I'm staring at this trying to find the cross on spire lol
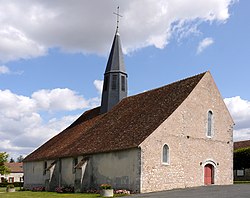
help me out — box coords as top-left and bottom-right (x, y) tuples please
(113, 6), (122, 32)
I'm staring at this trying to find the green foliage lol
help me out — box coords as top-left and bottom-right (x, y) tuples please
(0, 182), (23, 188)
(6, 184), (15, 189)
(0, 190), (100, 197)
(234, 147), (250, 169)
(100, 184), (112, 189)
(17, 155), (24, 163)
(0, 181), (8, 187)
(234, 181), (250, 184)
(0, 152), (10, 175)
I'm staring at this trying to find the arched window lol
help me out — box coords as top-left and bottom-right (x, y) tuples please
(162, 144), (169, 164)
(207, 110), (213, 137)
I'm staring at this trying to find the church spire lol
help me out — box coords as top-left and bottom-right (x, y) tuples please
(100, 7), (128, 114)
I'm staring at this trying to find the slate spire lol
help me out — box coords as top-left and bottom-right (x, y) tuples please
(100, 21), (128, 114)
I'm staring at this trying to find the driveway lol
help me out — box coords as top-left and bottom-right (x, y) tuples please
(127, 185), (250, 198)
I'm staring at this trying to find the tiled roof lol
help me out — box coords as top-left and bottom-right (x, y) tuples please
(24, 72), (206, 162)
(234, 140), (250, 150)
(5, 162), (23, 173)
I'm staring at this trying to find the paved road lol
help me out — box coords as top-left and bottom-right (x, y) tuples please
(126, 185), (250, 198)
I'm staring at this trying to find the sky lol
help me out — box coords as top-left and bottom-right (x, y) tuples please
(0, 0), (250, 160)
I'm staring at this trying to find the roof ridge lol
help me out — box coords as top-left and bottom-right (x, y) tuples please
(123, 71), (207, 101)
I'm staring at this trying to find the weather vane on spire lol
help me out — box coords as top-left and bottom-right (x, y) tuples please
(113, 6), (122, 32)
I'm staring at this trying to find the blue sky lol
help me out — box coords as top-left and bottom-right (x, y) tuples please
(0, 0), (249, 159)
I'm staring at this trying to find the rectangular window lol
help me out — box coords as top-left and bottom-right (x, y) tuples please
(103, 76), (109, 91)
(112, 75), (117, 90)
(72, 158), (78, 173)
(59, 159), (62, 173)
(9, 177), (14, 183)
(236, 169), (244, 177)
(121, 76), (125, 91)
(43, 161), (47, 175)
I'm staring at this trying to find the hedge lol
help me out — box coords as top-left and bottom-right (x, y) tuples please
(234, 147), (250, 169)
(0, 182), (23, 187)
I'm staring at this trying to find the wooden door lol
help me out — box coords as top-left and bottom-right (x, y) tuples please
(204, 164), (214, 185)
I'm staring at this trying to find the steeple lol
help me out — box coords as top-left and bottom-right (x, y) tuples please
(100, 7), (128, 114)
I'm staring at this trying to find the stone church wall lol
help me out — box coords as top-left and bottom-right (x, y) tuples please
(82, 148), (141, 193)
(24, 148), (141, 192)
(24, 161), (46, 189)
(139, 72), (234, 193)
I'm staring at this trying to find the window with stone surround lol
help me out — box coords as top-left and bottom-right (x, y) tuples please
(162, 144), (169, 164)
(207, 110), (213, 137)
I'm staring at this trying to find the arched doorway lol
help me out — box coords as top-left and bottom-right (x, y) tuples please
(204, 164), (214, 185)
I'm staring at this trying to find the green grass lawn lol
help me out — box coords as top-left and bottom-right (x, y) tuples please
(0, 188), (127, 198)
(0, 188), (100, 198)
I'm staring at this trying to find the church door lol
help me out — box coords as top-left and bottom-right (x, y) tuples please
(204, 164), (214, 185)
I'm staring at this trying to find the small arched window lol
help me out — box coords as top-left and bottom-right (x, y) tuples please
(207, 110), (213, 137)
(162, 144), (169, 164)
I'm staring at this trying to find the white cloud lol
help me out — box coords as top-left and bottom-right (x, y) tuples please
(0, 26), (46, 62)
(32, 88), (89, 112)
(0, 0), (235, 62)
(233, 129), (250, 142)
(224, 96), (250, 141)
(0, 65), (10, 74)
(94, 80), (103, 95)
(0, 84), (101, 159)
(0, 65), (23, 75)
(197, 37), (214, 54)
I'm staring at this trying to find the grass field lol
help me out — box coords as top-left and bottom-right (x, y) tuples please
(0, 191), (100, 198)
(0, 188), (127, 198)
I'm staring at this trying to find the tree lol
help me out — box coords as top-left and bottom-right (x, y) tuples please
(9, 157), (15, 163)
(234, 147), (250, 169)
(17, 155), (24, 163)
(0, 152), (10, 175)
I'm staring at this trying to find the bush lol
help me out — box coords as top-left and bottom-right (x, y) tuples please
(0, 182), (23, 187)
(13, 182), (24, 187)
(0, 181), (8, 187)
(100, 184), (112, 190)
(6, 184), (15, 189)
(32, 186), (45, 191)
(55, 186), (74, 193)
(115, 189), (131, 195)
(234, 147), (250, 169)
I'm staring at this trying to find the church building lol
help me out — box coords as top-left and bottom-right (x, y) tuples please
(23, 22), (234, 193)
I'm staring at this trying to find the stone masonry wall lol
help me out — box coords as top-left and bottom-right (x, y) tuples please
(82, 148), (141, 193)
(139, 72), (234, 193)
